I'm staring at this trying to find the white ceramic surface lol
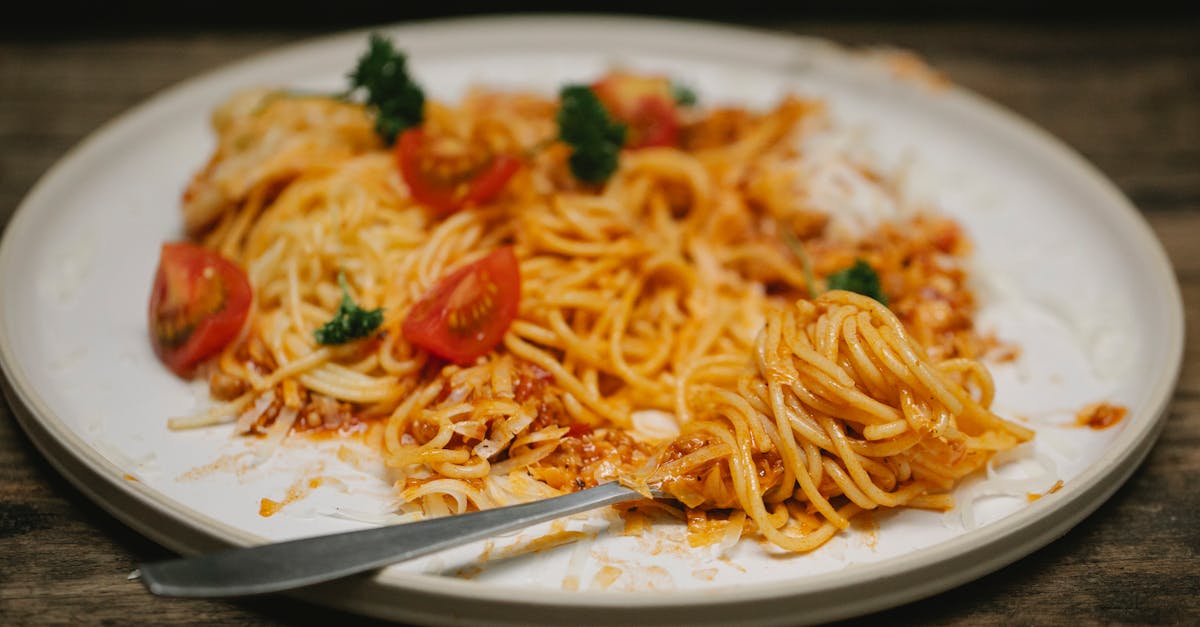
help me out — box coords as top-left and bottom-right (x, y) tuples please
(0, 15), (1183, 626)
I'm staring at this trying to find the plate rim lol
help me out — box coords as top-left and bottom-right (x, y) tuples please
(0, 13), (1185, 624)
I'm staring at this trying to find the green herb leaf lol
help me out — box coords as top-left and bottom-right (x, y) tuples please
(826, 259), (888, 305)
(314, 274), (384, 345)
(671, 82), (698, 107)
(557, 85), (627, 184)
(347, 33), (425, 144)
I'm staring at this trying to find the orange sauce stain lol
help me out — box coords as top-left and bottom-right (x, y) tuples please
(648, 539), (667, 556)
(495, 530), (589, 560)
(513, 528), (592, 554)
(855, 511), (879, 551)
(454, 565), (483, 580)
(258, 498), (282, 517)
(122, 474), (138, 482)
(478, 539), (495, 562)
(617, 506), (648, 536)
(989, 343), (1022, 363)
(178, 452), (256, 481)
(561, 575), (580, 591)
(592, 565), (622, 590)
(297, 417), (379, 440)
(642, 565), (674, 591)
(1027, 479), (1065, 502)
(1075, 402), (1127, 430)
(685, 510), (742, 548)
(292, 423), (386, 474)
(718, 555), (747, 573)
(691, 568), (718, 581)
(336, 445), (361, 466)
(258, 476), (327, 518)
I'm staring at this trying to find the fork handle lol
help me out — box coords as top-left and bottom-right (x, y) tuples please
(138, 481), (643, 597)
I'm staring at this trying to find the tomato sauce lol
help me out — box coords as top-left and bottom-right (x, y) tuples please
(1075, 402), (1128, 430)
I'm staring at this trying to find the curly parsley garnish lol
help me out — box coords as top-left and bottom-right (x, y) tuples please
(671, 82), (698, 107)
(557, 85), (627, 185)
(347, 33), (425, 144)
(314, 274), (384, 345)
(826, 259), (888, 305)
(782, 229), (888, 305)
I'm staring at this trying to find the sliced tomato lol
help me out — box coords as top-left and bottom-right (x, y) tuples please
(148, 242), (252, 377)
(591, 72), (680, 149)
(402, 247), (520, 365)
(395, 128), (521, 216)
(623, 96), (680, 149)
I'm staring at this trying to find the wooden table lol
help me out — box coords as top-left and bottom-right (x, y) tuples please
(2, 18), (1197, 625)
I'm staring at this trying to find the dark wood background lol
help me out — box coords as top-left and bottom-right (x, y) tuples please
(2, 13), (1198, 625)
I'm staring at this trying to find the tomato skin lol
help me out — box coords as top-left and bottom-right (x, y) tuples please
(463, 155), (521, 205)
(591, 73), (680, 149)
(395, 128), (520, 216)
(148, 242), (252, 377)
(402, 247), (521, 365)
(623, 96), (679, 149)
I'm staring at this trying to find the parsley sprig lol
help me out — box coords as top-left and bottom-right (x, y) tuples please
(314, 274), (384, 345)
(557, 85), (627, 185)
(347, 34), (425, 144)
(671, 82), (698, 107)
(826, 258), (889, 305)
(782, 230), (888, 305)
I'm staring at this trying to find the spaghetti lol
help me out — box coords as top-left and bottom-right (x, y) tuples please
(162, 68), (1031, 552)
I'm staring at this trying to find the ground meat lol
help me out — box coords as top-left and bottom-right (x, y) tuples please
(532, 429), (652, 490)
(208, 370), (247, 401)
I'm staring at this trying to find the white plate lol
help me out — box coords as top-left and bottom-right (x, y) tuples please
(0, 15), (1183, 626)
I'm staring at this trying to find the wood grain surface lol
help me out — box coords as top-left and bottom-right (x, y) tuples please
(1, 18), (1197, 625)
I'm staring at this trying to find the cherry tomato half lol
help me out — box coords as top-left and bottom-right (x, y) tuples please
(591, 72), (680, 149)
(395, 128), (521, 216)
(402, 247), (520, 365)
(148, 242), (252, 377)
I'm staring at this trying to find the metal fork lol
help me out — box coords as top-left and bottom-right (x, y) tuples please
(137, 481), (662, 597)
